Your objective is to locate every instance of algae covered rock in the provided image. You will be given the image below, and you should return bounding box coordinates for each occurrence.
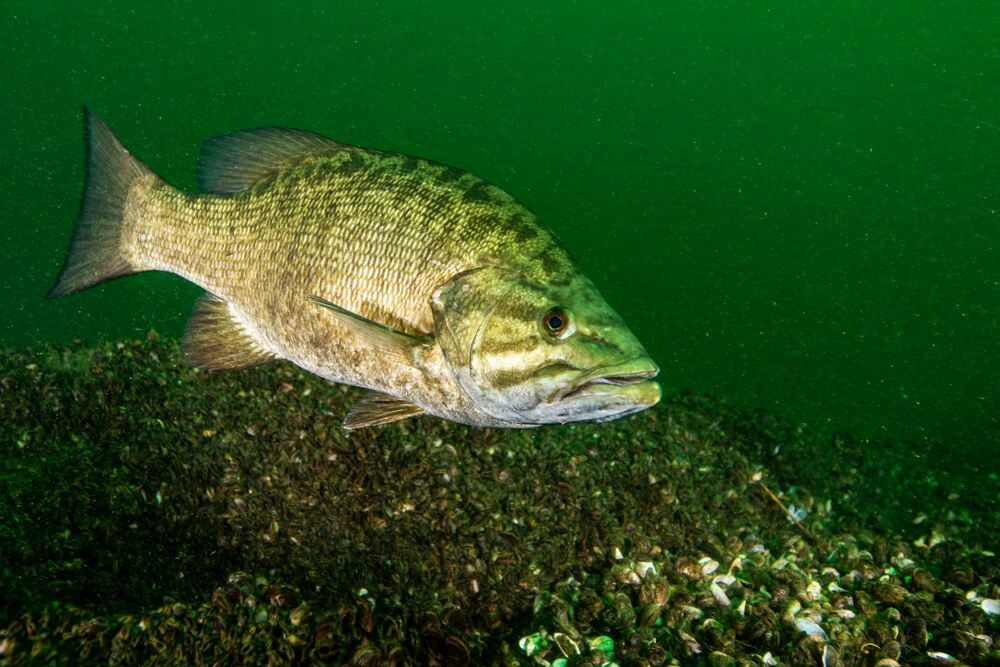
[1,336,997,665]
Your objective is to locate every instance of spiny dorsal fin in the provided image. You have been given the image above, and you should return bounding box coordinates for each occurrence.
[197,127,352,193]
[183,293,278,370]
[345,391,425,429]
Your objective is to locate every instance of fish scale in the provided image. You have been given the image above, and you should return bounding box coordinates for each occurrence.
[50,110,660,428]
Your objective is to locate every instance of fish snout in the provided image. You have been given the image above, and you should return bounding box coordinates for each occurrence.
[559,357,660,402]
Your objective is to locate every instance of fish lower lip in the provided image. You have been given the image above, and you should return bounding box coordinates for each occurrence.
[560,360,660,400]
[562,376,653,399]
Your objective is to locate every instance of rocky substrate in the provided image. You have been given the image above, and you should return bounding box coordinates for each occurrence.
[0,336,997,665]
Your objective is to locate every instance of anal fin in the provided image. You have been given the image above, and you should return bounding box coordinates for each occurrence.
[183,294,277,370]
[345,391,425,429]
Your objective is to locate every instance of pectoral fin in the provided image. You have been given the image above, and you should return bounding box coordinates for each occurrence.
[308,295,429,365]
[307,297,430,427]
[344,391,425,429]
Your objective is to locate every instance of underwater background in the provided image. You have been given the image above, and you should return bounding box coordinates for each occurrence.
[2,1,997,454]
[3,2,1000,664]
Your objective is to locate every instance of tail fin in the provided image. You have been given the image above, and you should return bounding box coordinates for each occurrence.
[48,108,159,297]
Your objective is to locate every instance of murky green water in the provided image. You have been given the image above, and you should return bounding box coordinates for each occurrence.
[3,1,997,453]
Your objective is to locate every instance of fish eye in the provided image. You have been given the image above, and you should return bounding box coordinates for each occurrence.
[542,306,574,339]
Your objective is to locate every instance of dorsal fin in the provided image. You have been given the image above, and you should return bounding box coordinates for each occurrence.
[197,127,351,193]
[344,391,425,429]
[183,293,278,370]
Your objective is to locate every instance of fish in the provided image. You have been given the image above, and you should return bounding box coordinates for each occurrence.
[49,109,661,429]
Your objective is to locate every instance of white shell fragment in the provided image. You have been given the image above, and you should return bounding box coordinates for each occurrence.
[635,561,657,578]
[711,574,736,606]
[682,605,705,619]
[794,617,828,641]
[518,633,546,657]
[679,631,702,654]
[710,581,731,607]
[617,567,641,586]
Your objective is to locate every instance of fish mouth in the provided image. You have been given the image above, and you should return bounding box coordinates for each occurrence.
[558,357,661,402]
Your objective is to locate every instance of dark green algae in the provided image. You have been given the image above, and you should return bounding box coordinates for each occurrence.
[1,336,997,665]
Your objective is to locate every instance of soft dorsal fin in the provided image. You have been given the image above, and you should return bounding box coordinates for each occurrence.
[197,127,351,193]
[344,391,425,429]
[183,293,278,370]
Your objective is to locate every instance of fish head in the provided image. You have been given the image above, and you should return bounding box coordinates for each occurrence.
[431,264,661,425]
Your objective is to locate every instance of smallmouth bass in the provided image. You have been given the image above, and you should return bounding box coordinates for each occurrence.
[51,110,660,428]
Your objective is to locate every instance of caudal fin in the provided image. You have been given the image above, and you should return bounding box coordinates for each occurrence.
[48,108,159,297]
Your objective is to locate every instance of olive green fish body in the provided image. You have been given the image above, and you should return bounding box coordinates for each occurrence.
[51,111,660,428]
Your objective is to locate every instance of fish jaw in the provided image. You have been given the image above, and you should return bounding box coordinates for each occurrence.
[565,378,662,423]
[555,357,660,401]
[549,357,662,423]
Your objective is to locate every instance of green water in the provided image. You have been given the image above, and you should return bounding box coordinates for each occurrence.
[3,2,997,453]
